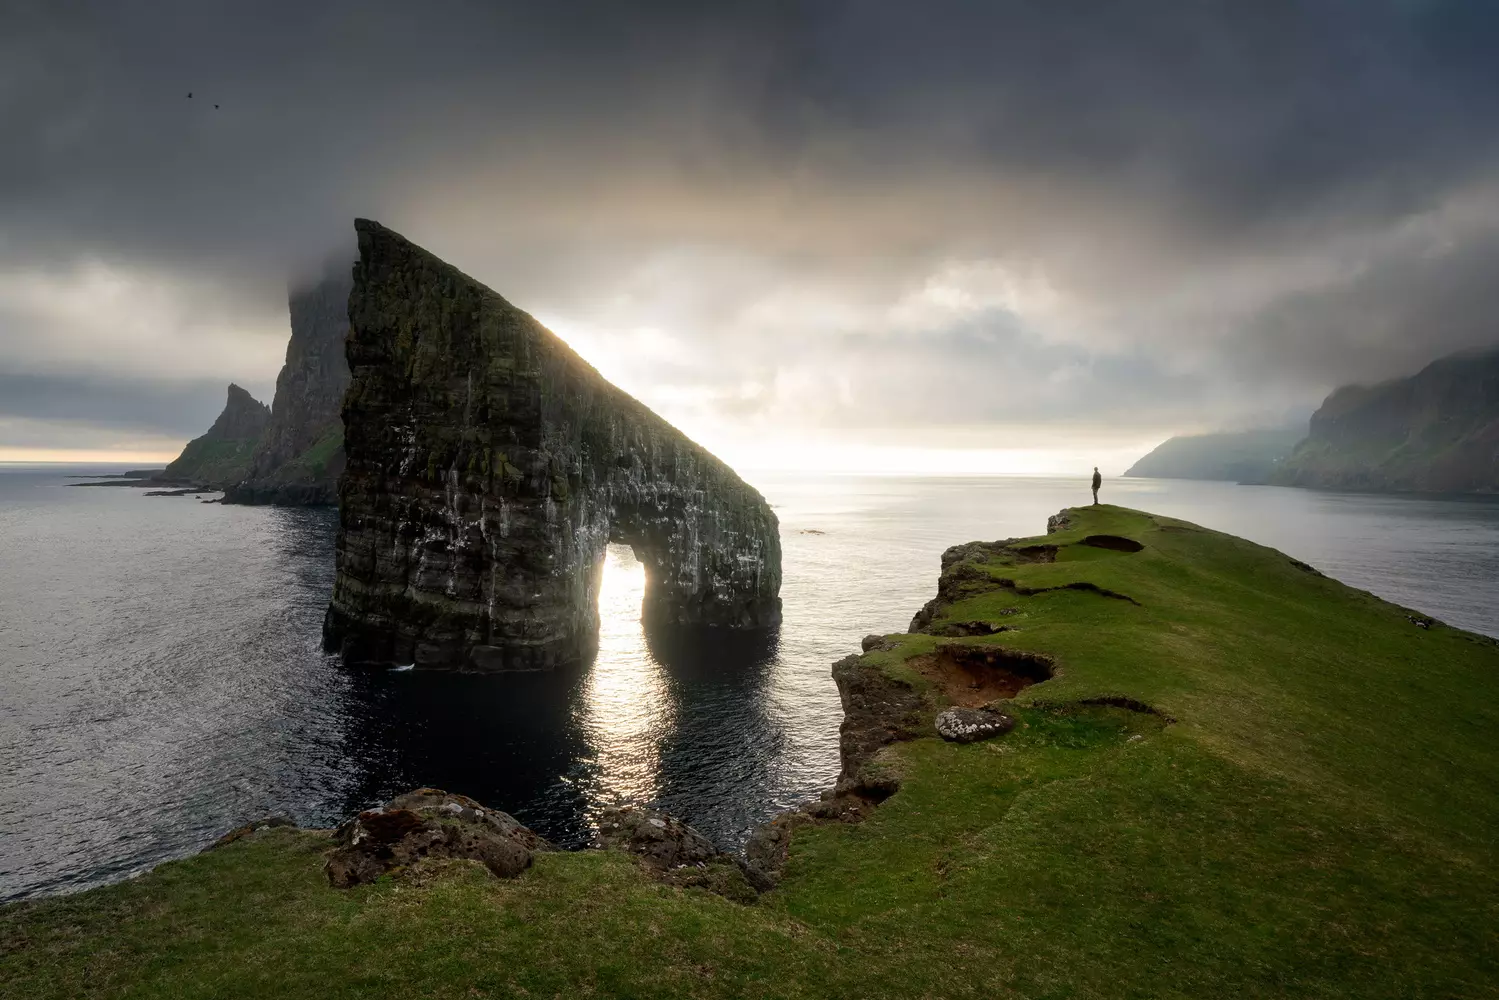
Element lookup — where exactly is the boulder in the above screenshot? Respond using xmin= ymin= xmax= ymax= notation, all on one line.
xmin=324 ymin=788 xmax=547 ymax=888
xmin=935 ymin=706 xmax=1017 ymax=744
xmin=594 ymin=806 xmax=718 ymax=869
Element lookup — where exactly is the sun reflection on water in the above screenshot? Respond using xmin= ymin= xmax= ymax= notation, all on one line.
xmin=574 ymin=545 xmax=668 ymax=815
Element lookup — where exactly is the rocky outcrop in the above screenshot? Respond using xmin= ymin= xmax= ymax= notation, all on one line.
xmin=1124 ymin=428 xmax=1303 ymax=482
xmin=593 ymin=804 xmax=759 ymax=899
xmin=1273 ymin=347 xmax=1499 ymax=493
xmin=159 ymin=383 xmax=270 ymax=488
xmin=324 ymin=788 xmax=548 ymax=888
xmin=222 ymin=269 xmax=353 ymax=506
xmin=935 ymin=705 xmax=1016 ymax=743
xmin=324 ymin=220 xmax=782 ymax=670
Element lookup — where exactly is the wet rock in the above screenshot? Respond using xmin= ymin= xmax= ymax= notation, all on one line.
xmin=324 ymin=788 xmax=547 ymax=888
xmin=935 ymin=706 xmax=1016 ymax=743
xmin=325 ymin=220 xmax=782 ymax=670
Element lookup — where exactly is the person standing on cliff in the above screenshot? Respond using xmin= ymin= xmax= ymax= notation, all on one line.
xmin=1092 ymin=466 xmax=1102 ymax=505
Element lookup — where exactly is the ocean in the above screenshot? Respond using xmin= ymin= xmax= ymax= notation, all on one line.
xmin=2 ymin=465 xmax=1496 ymax=902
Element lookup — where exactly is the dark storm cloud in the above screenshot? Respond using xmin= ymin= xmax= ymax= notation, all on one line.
xmin=4 ymin=0 xmax=1499 ymax=449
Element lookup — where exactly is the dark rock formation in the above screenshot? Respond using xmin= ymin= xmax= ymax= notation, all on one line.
xmin=1273 ymin=346 xmax=1499 ymax=493
xmin=831 ymin=652 xmax=926 ymax=791
xmin=159 ymin=383 xmax=270 ymax=487
xmin=1124 ymin=428 xmax=1303 ymax=482
xmin=324 ymin=788 xmax=548 ymax=888
xmin=325 ymin=219 xmax=782 ymax=670
xmin=223 ymin=269 xmax=353 ymax=506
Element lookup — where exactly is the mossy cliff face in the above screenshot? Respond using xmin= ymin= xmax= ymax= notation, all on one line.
xmin=222 ymin=270 xmax=353 ymax=506
xmin=324 ymin=220 xmax=782 ymax=670
xmin=1273 ymin=346 xmax=1499 ymax=493
xmin=160 ymin=383 xmax=270 ymax=487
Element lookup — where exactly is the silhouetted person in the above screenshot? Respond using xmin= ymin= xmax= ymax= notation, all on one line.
xmin=1091 ymin=467 xmax=1102 ymax=505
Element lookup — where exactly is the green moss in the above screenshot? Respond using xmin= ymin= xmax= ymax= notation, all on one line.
xmin=6 ymin=504 xmax=1498 ymax=998
xmin=274 ymin=426 xmax=343 ymax=482
xmin=162 ymin=437 xmax=260 ymax=486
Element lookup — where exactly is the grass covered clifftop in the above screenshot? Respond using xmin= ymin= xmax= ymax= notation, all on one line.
xmin=6 ymin=506 xmax=1498 ymax=998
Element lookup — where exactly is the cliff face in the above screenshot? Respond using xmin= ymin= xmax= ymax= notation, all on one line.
xmin=1125 ymin=428 xmax=1303 ymax=482
xmin=1274 ymin=347 xmax=1499 ymax=493
xmin=222 ymin=270 xmax=353 ymax=506
xmin=160 ymin=384 xmax=270 ymax=487
xmin=324 ymin=219 xmax=782 ymax=670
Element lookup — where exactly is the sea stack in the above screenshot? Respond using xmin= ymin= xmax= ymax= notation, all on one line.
xmin=324 ymin=219 xmax=782 ymax=670
xmin=159 ymin=383 xmax=270 ymax=487
xmin=222 ymin=267 xmax=353 ymax=506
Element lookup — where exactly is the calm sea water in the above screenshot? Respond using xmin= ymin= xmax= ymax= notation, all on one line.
xmin=2 ymin=466 xmax=1497 ymax=902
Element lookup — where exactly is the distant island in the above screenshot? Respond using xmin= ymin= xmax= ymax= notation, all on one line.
xmin=1272 ymin=346 xmax=1499 ymax=493
xmin=1124 ymin=428 xmax=1302 ymax=482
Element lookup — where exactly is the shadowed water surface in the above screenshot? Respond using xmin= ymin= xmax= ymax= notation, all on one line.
xmin=2 ymin=466 xmax=1496 ymax=901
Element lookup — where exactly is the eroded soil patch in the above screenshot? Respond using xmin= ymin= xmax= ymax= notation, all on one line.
xmin=1081 ymin=534 xmax=1144 ymax=553
xmin=926 ymin=620 xmax=1013 ymax=638
xmin=911 ymin=641 xmax=1056 ymax=707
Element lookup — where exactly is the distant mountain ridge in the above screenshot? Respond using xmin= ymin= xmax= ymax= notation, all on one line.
xmin=160 ymin=269 xmax=351 ymax=503
xmin=1125 ymin=428 xmax=1303 ymax=482
xmin=1272 ymin=347 xmax=1499 ymax=493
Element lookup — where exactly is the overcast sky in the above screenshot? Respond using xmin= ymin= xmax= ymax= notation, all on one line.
xmin=4 ymin=1 xmax=1498 ymax=470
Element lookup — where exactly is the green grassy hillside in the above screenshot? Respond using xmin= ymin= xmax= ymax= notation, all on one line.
xmin=1273 ymin=346 xmax=1499 ymax=493
xmin=5 ymin=506 xmax=1497 ymax=999
xmin=1124 ymin=427 xmax=1303 ymax=481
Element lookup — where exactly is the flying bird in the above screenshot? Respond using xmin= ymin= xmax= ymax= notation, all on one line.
xmin=214 ymin=104 xmax=220 ymax=109
xmin=186 ymin=92 xmax=192 ymax=98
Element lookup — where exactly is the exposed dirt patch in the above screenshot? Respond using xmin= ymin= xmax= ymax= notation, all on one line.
xmin=926 ymin=620 xmax=1013 ymax=638
xmin=1081 ymin=534 xmax=1144 ymax=553
xmin=1071 ymin=694 xmax=1176 ymax=723
xmin=1011 ymin=544 xmax=1058 ymax=563
xmin=994 ymin=578 xmax=1143 ymax=606
xmin=911 ymin=642 xmax=1055 ymax=707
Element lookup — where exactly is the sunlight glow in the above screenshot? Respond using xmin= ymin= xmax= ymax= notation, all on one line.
xmin=576 ymin=545 xmax=665 ymax=808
